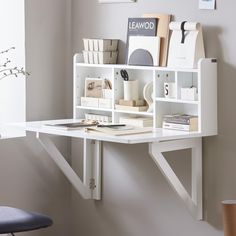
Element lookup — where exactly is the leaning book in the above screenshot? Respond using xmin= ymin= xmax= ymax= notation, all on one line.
xmin=126 ymin=17 xmax=158 ymax=63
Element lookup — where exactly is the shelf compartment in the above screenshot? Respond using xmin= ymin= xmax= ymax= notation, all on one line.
xmin=155 ymin=102 xmax=199 ymax=129
xmin=114 ymin=68 xmax=153 ymax=104
xmin=176 ymin=72 xmax=198 ymax=100
xmin=155 ymin=70 xmax=176 ymax=98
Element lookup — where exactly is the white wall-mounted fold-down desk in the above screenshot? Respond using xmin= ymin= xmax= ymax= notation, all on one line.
xmin=13 ymin=118 xmax=205 ymax=220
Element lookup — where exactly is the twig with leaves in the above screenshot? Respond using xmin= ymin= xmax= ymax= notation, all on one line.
xmin=0 ymin=47 xmax=29 ymax=80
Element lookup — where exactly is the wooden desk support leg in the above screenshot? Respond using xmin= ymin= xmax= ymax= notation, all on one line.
xmin=149 ymin=137 xmax=202 ymax=220
xmin=37 ymin=133 xmax=101 ymax=200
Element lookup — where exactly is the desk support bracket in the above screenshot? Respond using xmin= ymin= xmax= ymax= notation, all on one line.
xmin=37 ymin=133 xmax=101 ymax=200
xmin=149 ymin=137 xmax=202 ymax=220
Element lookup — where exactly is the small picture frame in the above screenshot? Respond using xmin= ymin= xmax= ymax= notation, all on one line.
xmin=199 ymin=0 xmax=216 ymax=10
xmin=85 ymin=78 xmax=103 ymax=98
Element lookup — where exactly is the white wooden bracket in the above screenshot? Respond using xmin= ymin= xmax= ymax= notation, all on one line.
xmin=37 ymin=134 xmax=101 ymax=200
xmin=149 ymin=137 xmax=202 ymax=220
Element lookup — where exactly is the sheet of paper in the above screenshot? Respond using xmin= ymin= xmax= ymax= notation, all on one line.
xmin=199 ymin=0 xmax=216 ymax=10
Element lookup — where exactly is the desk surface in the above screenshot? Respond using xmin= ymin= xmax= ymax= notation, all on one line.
xmin=11 ymin=119 xmax=203 ymax=144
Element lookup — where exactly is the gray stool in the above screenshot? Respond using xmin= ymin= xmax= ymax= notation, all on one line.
xmin=0 ymin=206 xmax=53 ymax=235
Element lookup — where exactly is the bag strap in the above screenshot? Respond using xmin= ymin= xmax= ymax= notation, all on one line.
xmin=181 ymin=21 xmax=187 ymax=44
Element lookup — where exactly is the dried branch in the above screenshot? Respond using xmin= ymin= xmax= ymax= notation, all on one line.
xmin=0 ymin=47 xmax=29 ymax=81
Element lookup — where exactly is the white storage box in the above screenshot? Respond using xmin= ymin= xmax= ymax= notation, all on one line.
xmin=88 ymin=51 xmax=94 ymax=64
xmin=83 ymin=51 xmax=89 ymax=63
xmin=85 ymin=113 xmax=112 ymax=123
xmin=94 ymin=39 xmax=119 ymax=52
xmin=99 ymin=98 xmax=112 ymax=109
xmin=102 ymin=89 xmax=113 ymax=99
xmin=83 ymin=39 xmax=89 ymax=51
xmin=83 ymin=51 xmax=118 ymax=64
xmin=98 ymin=51 xmax=118 ymax=64
xmin=81 ymin=97 xmax=99 ymax=107
xmin=88 ymin=39 xmax=94 ymax=51
xmin=181 ymin=87 xmax=198 ymax=101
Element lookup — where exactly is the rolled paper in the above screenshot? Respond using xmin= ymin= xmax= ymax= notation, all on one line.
xmin=222 ymin=200 xmax=236 ymax=236
xmin=169 ymin=21 xmax=200 ymax=31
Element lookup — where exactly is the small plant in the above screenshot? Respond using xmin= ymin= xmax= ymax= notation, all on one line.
xmin=0 ymin=47 xmax=29 ymax=80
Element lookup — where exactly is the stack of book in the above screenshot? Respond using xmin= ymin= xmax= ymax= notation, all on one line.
xmin=115 ymin=99 xmax=148 ymax=112
xmin=162 ymin=114 xmax=198 ymax=132
xmin=119 ymin=117 xmax=153 ymax=128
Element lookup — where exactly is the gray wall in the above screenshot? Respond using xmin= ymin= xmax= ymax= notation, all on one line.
xmin=0 ymin=1 xmax=72 ymax=236
xmin=70 ymin=0 xmax=236 ymax=236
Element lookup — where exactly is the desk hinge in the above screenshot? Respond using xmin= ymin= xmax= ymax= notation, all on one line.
xmin=89 ymin=178 xmax=96 ymax=190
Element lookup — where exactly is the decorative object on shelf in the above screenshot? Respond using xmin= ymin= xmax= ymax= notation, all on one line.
xmin=167 ymin=21 xmax=205 ymax=69
xmin=222 ymin=200 xmax=236 ymax=236
xmin=83 ymin=39 xmax=119 ymax=64
xmin=164 ymin=82 xmax=176 ymax=98
xmin=128 ymin=36 xmax=160 ymax=66
xmin=98 ymin=0 xmax=136 ymax=3
xmin=199 ymin=0 xmax=216 ymax=10
xmin=126 ymin=17 xmax=158 ymax=64
xmin=85 ymin=78 xmax=104 ymax=98
xmin=142 ymin=13 xmax=172 ymax=67
xmin=181 ymin=87 xmax=198 ymax=101
xmin=0 ymin=47 xmax=29 ymax=81
xmin=118 ymin=99 xmax=145 ymax=106
xmin=162 ymin=114 xmax=198 ymax=131
xmin=85 ymin=78 xmax=111 ymax=98
xmin=143 ymin=81 xmax=154 ymax=113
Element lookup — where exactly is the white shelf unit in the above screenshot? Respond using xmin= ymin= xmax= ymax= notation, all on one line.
xmin=73 ymin=54 xmax=217 ymax=137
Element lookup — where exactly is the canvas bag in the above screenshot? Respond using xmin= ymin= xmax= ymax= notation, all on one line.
xmin=167 ymin=22 xmax=205 ymax=68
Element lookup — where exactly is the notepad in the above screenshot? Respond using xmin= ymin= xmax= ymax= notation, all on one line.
xmin=43 ymin=122 xmax=97 ymax=131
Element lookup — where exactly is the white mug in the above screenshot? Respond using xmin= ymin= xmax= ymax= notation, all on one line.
xmin=164 ymin=82 xmax=176 ymax=98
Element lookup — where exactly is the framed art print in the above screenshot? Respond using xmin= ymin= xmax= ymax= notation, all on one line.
xmin=199 ymin=0 xmax=216 ymax=10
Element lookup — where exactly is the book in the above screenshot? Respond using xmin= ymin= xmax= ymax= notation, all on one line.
xmin=115 ymin=104 xmax=148 ymax=112
xmin=85 ymin=126 xmax=152 ymax=136
xmin=118 ymin=99 xmax=146 ymax=107
xmin=126 ymin=18 xmax=158 ymax=64
xmin=119 ymin=117 xmax=153 ymax=127
xmin=43 ymin=122 xmax=97 ymax=131
xmin=163 ymin=114 xmax=198 ymax=125
xmin=142 ymin=13 xmax=172 ymax=67
xmin=162 ymin=122 xmax=198 ymax=132
xmin=128 ymin=36 xmax=161 ymax=66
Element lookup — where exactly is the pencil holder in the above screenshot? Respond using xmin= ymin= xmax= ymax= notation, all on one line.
xmin=124 ymin=80 xmax=139 ymax=100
